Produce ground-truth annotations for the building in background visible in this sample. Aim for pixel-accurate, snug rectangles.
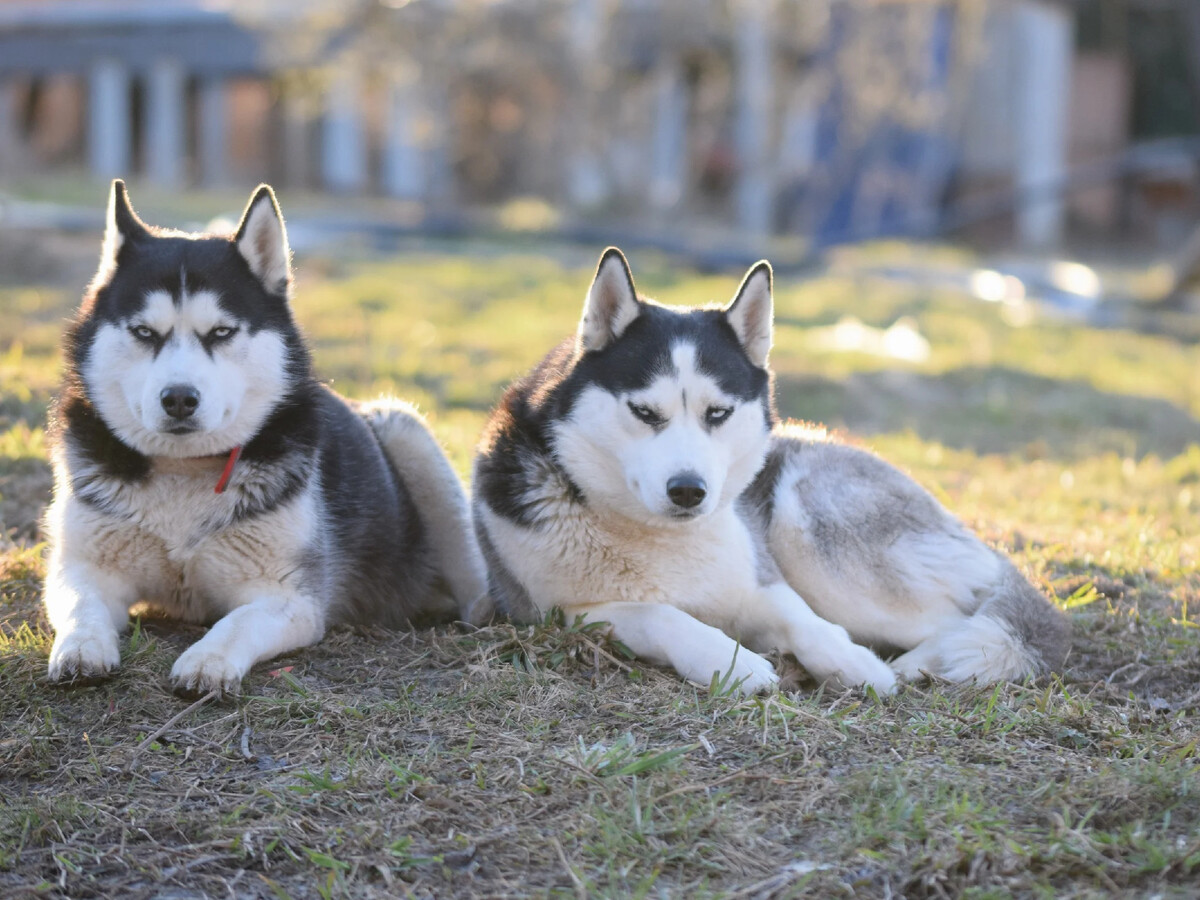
[1,0,1197,249]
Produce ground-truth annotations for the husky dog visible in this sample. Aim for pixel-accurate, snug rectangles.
[472,249,1069,694]
[43,181,487,695]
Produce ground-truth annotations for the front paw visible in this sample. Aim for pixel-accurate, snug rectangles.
[716,647,780,696]
[463,592,497,626]
[48,627,120,683]
[170,644,244,698]
[830,645,897,695]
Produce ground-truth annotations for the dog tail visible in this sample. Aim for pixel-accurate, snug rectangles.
[358,399,490,624]
[931,556,1070,682]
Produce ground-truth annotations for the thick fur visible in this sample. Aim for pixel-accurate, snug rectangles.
[473,249,897,695]
[357,398,489,623]
[473,248,1069,694]
[43,181,486,695]
[753,424,1070,681]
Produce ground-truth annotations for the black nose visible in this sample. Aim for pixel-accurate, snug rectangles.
[667,474,707,509]
[160,385,200,420]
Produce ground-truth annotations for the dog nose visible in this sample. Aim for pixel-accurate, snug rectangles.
[160,385,200,420]
[667,474,706,509]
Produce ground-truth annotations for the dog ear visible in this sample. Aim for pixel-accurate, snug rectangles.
[97,179,149,279]
[579,247,640,353]
[724,261,773,368]
[234,185,291,296]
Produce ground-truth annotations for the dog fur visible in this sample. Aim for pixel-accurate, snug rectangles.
[43,181,487,695]
[472,248,1069,693]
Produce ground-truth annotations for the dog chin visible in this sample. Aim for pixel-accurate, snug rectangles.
[124,423,234,459]
[648,504,710,525]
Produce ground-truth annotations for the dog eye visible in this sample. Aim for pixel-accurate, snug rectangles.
[705,406,734,426]
[627,403,664,426]
[208,326,237,341]
[130,325,157,342]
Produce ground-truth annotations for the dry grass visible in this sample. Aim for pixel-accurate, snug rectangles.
[1,240,1198,898]
[2,601,1198,899]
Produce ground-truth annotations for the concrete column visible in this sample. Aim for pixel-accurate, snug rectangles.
[0,81,21,177]
[650,62,687,211]
[197,77,229,188]
[1013,0,1072,247]
[144,58,186,185]
[88,57,131,178]
[421,82,453,207]
[280,88,313,190]
[322,67,367,194]
[565,0,608,209]
[734,0,774,235]
[383,70,424,201]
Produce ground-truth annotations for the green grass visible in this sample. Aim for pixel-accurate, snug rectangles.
[1,241,1198,898]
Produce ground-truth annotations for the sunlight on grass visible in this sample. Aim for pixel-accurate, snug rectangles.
[0,424,46,461]
[0,619,51,654]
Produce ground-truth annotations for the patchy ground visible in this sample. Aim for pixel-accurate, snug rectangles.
[1,241,1198,898]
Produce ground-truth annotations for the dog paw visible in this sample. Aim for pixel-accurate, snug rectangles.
[722,648,780,696]
[463,592,497,627]
[889,656,928,683]
[170,645,244,698]
[48,628,120,683]
[831,645,897,695]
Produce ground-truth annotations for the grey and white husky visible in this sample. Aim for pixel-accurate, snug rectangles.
[472,248,1069,694]
[43,181,487,694]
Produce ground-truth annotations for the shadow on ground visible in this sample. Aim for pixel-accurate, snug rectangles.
[778,365,1200,460]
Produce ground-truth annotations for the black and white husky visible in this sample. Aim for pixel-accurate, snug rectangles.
[44,181,487,695]
[472,249,1069,694]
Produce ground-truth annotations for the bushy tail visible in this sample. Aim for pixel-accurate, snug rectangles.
[358,399,490,623]
[934,558,1070,682]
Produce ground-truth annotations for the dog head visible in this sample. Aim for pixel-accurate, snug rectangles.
[551,248,775,525]
[67,181,307,458]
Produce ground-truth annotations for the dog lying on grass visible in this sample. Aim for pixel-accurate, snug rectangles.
[43,181,487,695]
[472,248,1069,693]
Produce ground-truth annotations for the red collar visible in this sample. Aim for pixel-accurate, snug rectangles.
[214,446,243,494]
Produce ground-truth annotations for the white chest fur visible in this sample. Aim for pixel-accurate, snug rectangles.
[481,496,762,634]
[50,458,319,622]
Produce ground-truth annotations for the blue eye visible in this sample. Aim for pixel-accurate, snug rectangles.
[131,325,157,342]
[705,406,733,426]
[208,326,236,341]
[628,403,665,427]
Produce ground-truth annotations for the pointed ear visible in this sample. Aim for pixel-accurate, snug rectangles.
[97,179,149,278]
[725,261,773,368]
[234,185,291,295]
[579,247,640,353]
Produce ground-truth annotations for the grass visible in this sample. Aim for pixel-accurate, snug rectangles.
[1,236,1199,898]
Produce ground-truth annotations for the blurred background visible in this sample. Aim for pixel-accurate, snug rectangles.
[2,0,1200,283]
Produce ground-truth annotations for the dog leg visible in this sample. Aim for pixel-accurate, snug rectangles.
[561,601,779,695]
[740,583,897,694]
[45,554,133,682]
[170,590,325,696]
[890,640,943,681]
